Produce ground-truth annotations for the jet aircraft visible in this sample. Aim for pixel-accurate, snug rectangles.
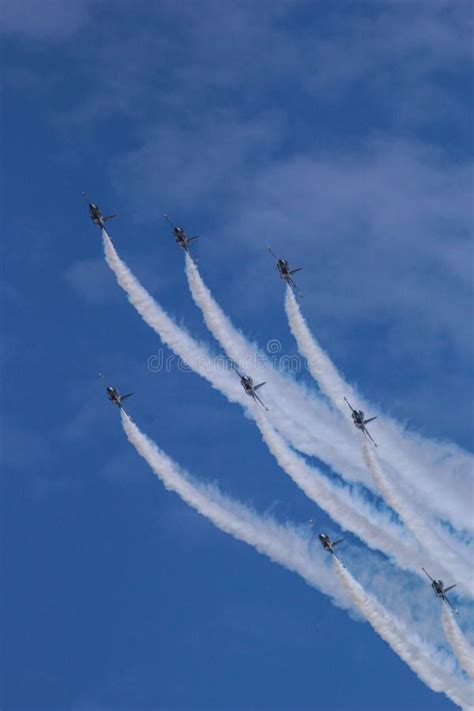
[309,521,345,562]
[83,193,116,229]
[422,568,458,614]
[234,368,268,411]
[344,397,378,446]
[106,386,133,409]
[164,214,199,258]
[268,247,303,297]
[318,533,345,558]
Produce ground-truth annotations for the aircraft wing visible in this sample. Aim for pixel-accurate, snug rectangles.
[187,236,199,242]
[344,396,355,412]
[267,246,279,261]
[254,382,266,391]
[104,214,116,221]
[288,279,303,298]
[363,427,378,447]
[444,597,459,614]
[253,392,269,411]
[422,567,435,583]
[290,267,302,275]
[364,416,377,425]
[444,584,457,593]
[121,393,134,401]
[333,538,345,547]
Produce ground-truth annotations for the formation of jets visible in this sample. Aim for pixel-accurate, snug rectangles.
[311,527,459,609]
[86,196,459,615]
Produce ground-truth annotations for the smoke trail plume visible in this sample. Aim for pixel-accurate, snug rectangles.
[334,559,474,710]
[103,230,375,492]
[121,410,472,710]
[120,409,346,606]
[254,409,422,574]
[363,441,473,596]
[102,230,244,404]
[442,606,474,681]
[104,234,471,587]
[285,287,474,534]
[184,253,380,488]
[184,255,451,571]
[184,255,473,582]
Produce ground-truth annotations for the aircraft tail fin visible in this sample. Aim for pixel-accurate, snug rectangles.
[364,416,377,424]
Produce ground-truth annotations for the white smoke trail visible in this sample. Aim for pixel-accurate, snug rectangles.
[442,606,474,680]
[121,410,472,709]
[184,255,474,580]
[104,235,471,585]
[285,288,474,534]
[363,441,473,596]
[102,232,393,540]
[254,409,422,574]
[334,559,474,710]
[103,231,380,497]
[102,230,244,404]
[185,254,455,574]
[120,409,347,607]
[184,254,377,488]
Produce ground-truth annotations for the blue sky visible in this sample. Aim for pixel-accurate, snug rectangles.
[2,1,473,710]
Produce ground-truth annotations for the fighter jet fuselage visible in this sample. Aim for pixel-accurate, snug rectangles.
[344,397,378,446]
[352,410,366,429]
[268,247,303,297]
[432,580,446,597]
[422,568,458,613]
[277,259,290,278]
[106,386,133,409]
[83,193,116,230]
[234,370,268,410]
[318,533,345,557]
[241,376,254,395]
[174,227,187,248]
[164,215,199,257]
